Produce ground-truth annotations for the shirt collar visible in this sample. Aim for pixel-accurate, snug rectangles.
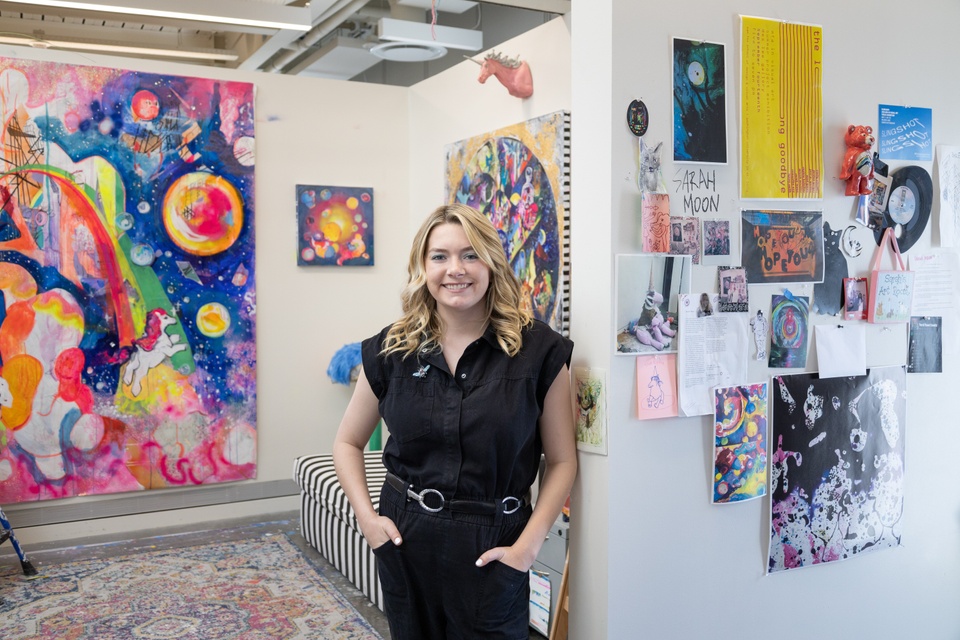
[417,324,503,372]
[480,323,503,350]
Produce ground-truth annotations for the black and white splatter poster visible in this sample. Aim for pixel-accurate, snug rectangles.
[768,367,906,573]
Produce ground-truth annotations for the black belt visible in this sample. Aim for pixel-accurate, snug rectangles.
[385,472,525,515]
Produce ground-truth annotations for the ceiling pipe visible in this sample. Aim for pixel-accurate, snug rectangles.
[356,6,391,20]
[264,0,373,73]
[386,0,423,21]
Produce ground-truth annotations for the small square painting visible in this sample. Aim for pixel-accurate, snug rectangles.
[297,185,374,266]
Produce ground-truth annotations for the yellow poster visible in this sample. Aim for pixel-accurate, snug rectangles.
[741,16,823,199]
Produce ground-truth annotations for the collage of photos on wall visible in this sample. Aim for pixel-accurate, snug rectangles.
[604,14,960,575]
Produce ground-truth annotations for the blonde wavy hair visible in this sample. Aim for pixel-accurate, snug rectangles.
[382,204,531,358]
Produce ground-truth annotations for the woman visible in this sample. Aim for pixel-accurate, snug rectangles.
[333,203,577,639]
[697,292,713,317]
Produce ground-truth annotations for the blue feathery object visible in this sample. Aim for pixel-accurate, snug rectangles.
[327,342,362,385]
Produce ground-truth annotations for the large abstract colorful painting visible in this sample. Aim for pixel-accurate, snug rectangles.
[444,111,570,335]
[0,57,257,503]
[768,367,906,572]
[296,185,373,266]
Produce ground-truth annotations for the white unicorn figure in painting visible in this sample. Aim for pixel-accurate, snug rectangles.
[123,308,188,396]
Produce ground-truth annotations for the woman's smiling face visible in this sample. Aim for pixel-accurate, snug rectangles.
[424,222,491,320]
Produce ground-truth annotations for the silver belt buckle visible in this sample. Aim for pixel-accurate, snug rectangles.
[407,487,445,513]
[501,496,522,515]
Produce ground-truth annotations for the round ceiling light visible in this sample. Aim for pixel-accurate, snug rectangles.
[369,42,447,62]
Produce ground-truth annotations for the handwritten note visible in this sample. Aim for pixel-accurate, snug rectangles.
[910,251,958,316]
[910,250,959,367]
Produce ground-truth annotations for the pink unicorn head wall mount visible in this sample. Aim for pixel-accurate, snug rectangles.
[467,50,534,99]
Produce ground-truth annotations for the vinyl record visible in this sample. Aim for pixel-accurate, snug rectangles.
[874,165,932,252]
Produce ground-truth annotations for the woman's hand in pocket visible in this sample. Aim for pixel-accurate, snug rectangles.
[359,514,402,549]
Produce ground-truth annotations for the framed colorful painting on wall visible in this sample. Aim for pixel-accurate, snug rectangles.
[444,111,571,335]
[296,185,373,266]
[0,56,257,504]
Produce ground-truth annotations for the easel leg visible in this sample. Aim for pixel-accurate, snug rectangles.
[0,506,38,576]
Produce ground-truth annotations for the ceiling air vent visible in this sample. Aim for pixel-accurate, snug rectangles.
[369,42,447,62]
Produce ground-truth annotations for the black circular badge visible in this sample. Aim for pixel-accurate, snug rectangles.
[627,99,649,137]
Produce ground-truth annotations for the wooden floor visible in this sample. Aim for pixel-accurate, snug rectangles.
[1,511,548,639]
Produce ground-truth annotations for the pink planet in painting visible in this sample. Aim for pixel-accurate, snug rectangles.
[162,173,244,256]
[131,90,160,121]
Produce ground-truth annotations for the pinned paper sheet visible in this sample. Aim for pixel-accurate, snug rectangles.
[636,354,678,420]
[937,145,960,247]
[713,382,768,504]
[908,316,943,373]
[769,292,810,368]
[910,250,959,369]
[641,193,670,253]
[750,311,768,360]
[815,324,866,378]
[676,293,748,416]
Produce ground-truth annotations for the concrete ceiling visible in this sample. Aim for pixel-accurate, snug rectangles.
[0,0,569,85]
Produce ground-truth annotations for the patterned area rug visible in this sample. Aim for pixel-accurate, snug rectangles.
[0,532,383,639]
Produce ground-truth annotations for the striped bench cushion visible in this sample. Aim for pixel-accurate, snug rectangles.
[293,452,387,611]
[293,452,386,534]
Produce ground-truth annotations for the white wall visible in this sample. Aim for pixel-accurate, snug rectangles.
[568,3,613,637]
[606,1,960,638]
[0,46,409,541]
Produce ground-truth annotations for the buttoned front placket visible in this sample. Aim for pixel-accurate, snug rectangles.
[418,337,486,498]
